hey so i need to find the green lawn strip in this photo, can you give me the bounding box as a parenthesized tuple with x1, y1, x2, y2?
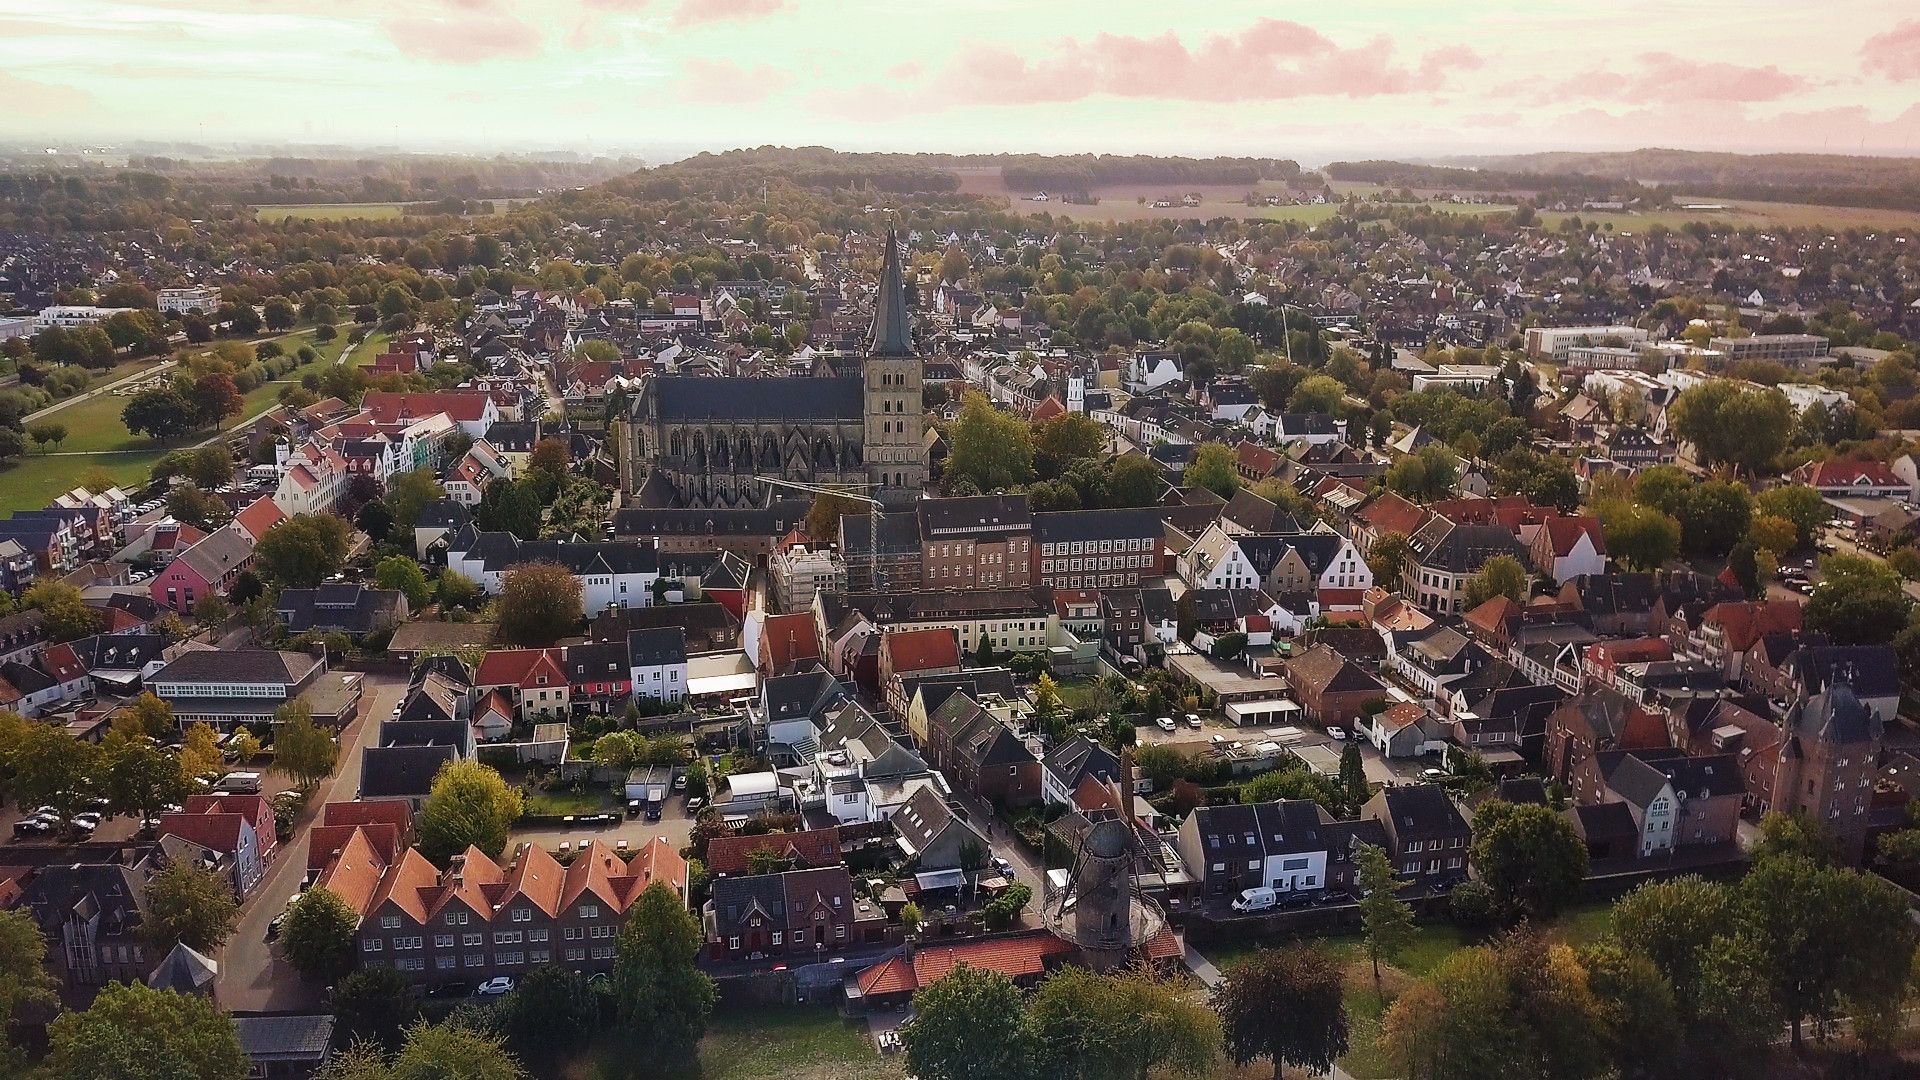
(0, 450, 170, 514)
(523, 789, 608, 816)
(254, 202, 410, 222)
(350, 331, 392, 368)
(678, 1007, 902, 1080)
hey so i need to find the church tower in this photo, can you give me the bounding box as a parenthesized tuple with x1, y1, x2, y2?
(863, 228, 928, 492)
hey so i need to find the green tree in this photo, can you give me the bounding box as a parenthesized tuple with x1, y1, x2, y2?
(1667, 381, 1793, 475)
(1215, 944, 1351, 1080)
(123, 385, 202, 440)
(1184, 442, 1240, 498)
(903, 964, 1044, 1080)
(28, 421, 67, 453)
(495, 561, 584, 646)
(946, 391, 1035, 493)
(382, 1020, 525, 1080)
(1030, 966, 1221, 1080)
(143, 860, 240, 954)
(1339, 741, 1369, 808)
(1240, 766, 1348, 816)
(1749, 514, 1798, 558)
(1365, 531, 1412, 586)
(47, 981, 246, 1080)
(330, 966, 421, 1052)
(1805, 553, 1911, 645)
(1610, 874, 1731, 1019)
(1577, 942, 1682, 1080)
(1598, 501, 1680, 571)
(1107, 454, 1163, 507)
(1357, 843, 1416, 1002)
(1288, 373, 1348, 414)
(282, 886, 360, 980)
(254, 513, 352, 587)
(375, 555, 433, 608)
(0, 906, 56, 1034)
(1755, 484, 1829, 548)
(272, 699, 337, 792)
(494, 964, 596, 1070)
(418, 759, 524, 861)
(1463, 554, 1529, 609)
(1674, 480, 1752, 555)
(1031, 412, 1108, 478)
(385, 469, 444, 534)
(437, 568, 484, 609)
(24, 578, 100, 641)
(1385, 444, 1458, 501)
(612, 881, 717, 1067)
(103, 735, 189, 821)
(11, 722, 100, 824)
(1730, 853, 1918, 1050)
(179, 721, 223, 781)
(1383, 931, 1608, 1080)
(1469, 800, 1589, 919)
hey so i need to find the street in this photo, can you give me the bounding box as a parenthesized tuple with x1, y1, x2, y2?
(216, 672, 406, 1011)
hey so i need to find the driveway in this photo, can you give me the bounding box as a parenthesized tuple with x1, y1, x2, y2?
(215, 672, 407, 1011)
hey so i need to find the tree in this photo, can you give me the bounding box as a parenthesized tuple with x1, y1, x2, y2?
(1469, 800, 1589, 919)
(272, 699, 337, 792)
(0, 907, 56, 1035)
(254, 513, 352, 587)
(143, 861, 239, 954)
(1107, 454, 1163, 507)
(438, 568, 484, 609)
(166, 482, 229, 530)
(527, 436, 569, 480)
(1755, 484, 1828, 548)
(1215, 944, 1350, 1080)
(1386, 444, 1458, 501)
(184, 445, 236, 489)
(1805, 553, 1911, 644)
(46, 980, 246, 1080)
(368, 1020, 526, 1080)
(24, 578, 100, 641)
(385, 469, 443, 533)
(1030, 966, 1220, 1080)
(123, 385, 201, 440)
(475, 477, 542, 538)
(1184, 442, 1240, 498)
(330, 966, 420, 1052)
(1366, 531, 1412, 586)
(1574, 943, 1682, 1080)
(1383, 931, 1608, 1080)
(1730, 853, 1918, 1050)
(495, 561, 583, 646)
(103, 737, 189, 822)
(193, 372, 244, 427)
(806, 490, 870, 543)
(1240, 766, 1348, 815)
(903, 964, 1044, 1080)
(179, 721, 223, 781)
(1339, 742, 1369, 808)
(1749, 514, 1797, 558)
(282, 886, 360, 980)
(375, 555, 433, 608)
(1674, 480, 1752, 555)
(493, 964, 594, 1070)
(1357, 843, 1416, 1003)
(1667, 381, 1792, 475)
(11, 723, 100, 824)
(262, 297, 297, 331)
(1599, 502, 1680, 571)
(1031, 413, 1107, 477)
(1463, 554, 1529, 609)
(418, 759, 524, 861)
(1610, 875, 1731, 1019)
(28, 421, 66, 453)
(118, 691, 177, 739)
(945, 392, 1035, 493)
(612, 881, 717, 1067)
(1890, 546, 1920, 582)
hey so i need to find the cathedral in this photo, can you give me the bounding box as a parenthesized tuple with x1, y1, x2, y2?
(618, 229, 928, 508)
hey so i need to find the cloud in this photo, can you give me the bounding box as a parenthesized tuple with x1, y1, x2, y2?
(1530, 52, 1809, 106)
(671, 0, 789, 29)
(0, 72, 99, 126)
(1863, 20, 1920, 80)
(384, 13, 542, 62)
(937, 19, 1454, 105)
(679, 57, 790, 102)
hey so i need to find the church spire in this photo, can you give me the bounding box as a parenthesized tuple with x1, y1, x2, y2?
(867, 227, 912, 356)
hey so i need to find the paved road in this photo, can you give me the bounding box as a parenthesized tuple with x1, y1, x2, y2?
(215, 672, 407, 1012)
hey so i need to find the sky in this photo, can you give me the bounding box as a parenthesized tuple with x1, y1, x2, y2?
(4, 0, 1920, 162)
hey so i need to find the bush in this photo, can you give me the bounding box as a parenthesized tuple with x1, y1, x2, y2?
(982, 883, 1032, 929)
(1448, 880, 1495, 930)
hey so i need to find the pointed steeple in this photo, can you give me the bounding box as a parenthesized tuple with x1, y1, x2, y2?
(867, 227, 912, 356)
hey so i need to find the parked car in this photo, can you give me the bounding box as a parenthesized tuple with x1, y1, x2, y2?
(1154, 716, 1176, 733)
(992, 856, 1016, 879)
(11, 818, 51, 839)
(1186, 714, 1202, 729)
(1325, 727, 1348, 741)
(476, 976, 515, 996)
(1422, 767, 1448, 780)
(1231, 887, 1278, 912)
(685, 797, 705, 814)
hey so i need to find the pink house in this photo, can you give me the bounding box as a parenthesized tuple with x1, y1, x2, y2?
(157, 794, 278, 896)
(150, 528, 255, 613)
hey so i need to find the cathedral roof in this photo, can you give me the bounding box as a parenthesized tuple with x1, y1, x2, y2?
(869, 227, 913, 356)
(650, 376, 863, 422)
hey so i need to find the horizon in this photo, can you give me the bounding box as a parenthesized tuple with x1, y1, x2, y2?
(4, 1, 1919, 159)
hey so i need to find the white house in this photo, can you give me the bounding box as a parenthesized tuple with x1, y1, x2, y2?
(627, 627, 689, 703)
(1126, 351, 1184, 393)
(443, 528, 662, 613)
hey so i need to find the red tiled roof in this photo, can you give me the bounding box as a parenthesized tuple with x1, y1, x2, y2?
(1542, 515, 1605, 557)
(322, 799, 413, 833)
(1235, 441, 1283, 478)
(361, 390, 495, 424)
(881, 628, 961, 677)
(857, 931, 1075, 997)
(315, 826, 392, 916)
(1704, 600, 1803, 653)
(760, 613, 820, 673)
(475, 648, 566, 690)
(1358, 492, 1429, 538)
(233, 498, 285, 541)
(1803, 459, 1902, 489)
(308, 822, 400, 873)
(707, 828, 844, 876)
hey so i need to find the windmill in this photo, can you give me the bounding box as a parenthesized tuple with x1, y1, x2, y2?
(1039, 750, 1167, 972)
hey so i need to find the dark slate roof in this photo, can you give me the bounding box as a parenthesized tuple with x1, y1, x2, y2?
(1785, 645, 1899, 700)
(1788, 679, 1883, 748)
(418, 498, 472, 532)
(918, 495, 1031, 538)
(1409, 519, 1529, 572)
(234, 1015, 336, 1062)
(23, 862, 147, 938)
(485, 421, 540, 452)
(1375, 784, 1466, 839)
(556, 640, 628, 684)
(627, 626, 688, 668)
(66, 633, 169, 670)
(710, 872, 788, 936)
(764, 670, 854, 726)
(611, 500, 807, 539)
(358, 744, 456, 799)
(1221, 490, 1301, 534)
(650, 375, 864, 422)
(150, 648, 321, 687)
(275, 586, 406, 636)
(1032, 507, 1162, 543)
(1043, 735, 1118, 788)
(1571, 801, 1639, 844)
(869, 227, 914, 355)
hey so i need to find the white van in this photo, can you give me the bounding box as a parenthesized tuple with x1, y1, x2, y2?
(213, 771, 263, 795)
(1231, 887, 1278, 912)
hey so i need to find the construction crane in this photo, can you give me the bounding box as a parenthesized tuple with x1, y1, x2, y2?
(756, 477, 889, 592)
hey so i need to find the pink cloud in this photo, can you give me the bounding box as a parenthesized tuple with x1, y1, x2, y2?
(937, 19, 1456, 105)
(1863, 20, 1920, 80)
(1531, 52, 1808, 106)
(680, 57, 790, 102)
(385, 14, 542, 62)
(885, 60, 925, 80)
(672, 0, 788, 28)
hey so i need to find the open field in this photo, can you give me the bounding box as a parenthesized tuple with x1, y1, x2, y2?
(350, 330, 392, 367)
(1206, 899, 1614, 1079)
(255, 199, 533, 223)
(567, 1006, 904, 1080)
(0, 328, 343, 512)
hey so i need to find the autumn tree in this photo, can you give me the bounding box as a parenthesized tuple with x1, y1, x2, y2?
(495, 561, 584, 646)
(254, 513, 352, 587)
(143, 861, 240, 954)
(1215, 944, 1351, 1080)
(24, 578, 100, 641)
(272, 699, 337, 792)
(945, 391, 1034, 494)
(417, 759, 524, 861)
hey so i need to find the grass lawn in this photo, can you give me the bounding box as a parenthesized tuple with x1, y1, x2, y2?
(523, 788, 610, 816)
(350, 331, 391, 368)
(566, 1007, 902, 1080)
(1206, 899, 1614, 1079)
(255, 202, 413, 222)
(0, 450, 171, 514)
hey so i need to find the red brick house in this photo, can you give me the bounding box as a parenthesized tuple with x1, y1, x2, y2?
(1286, 644, 1390, 729)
